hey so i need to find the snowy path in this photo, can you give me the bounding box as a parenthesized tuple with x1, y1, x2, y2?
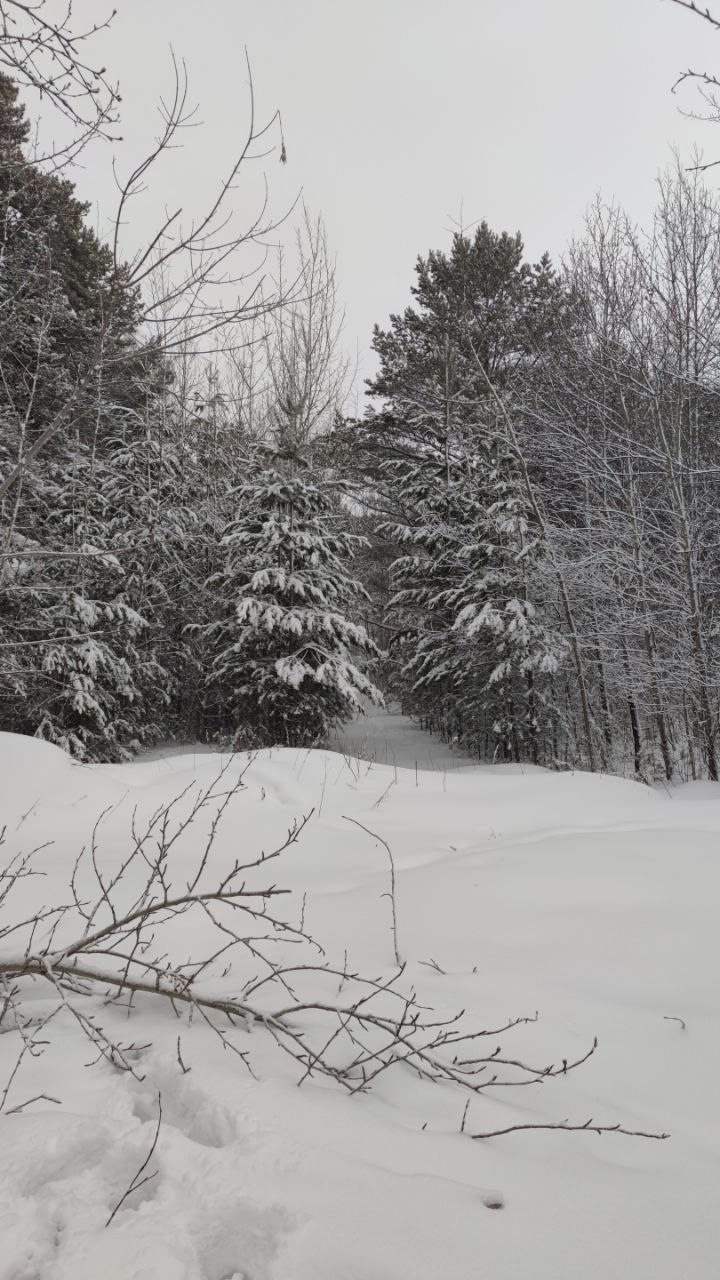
(142, 707, 487, 773)
(328, 704, 482, 771)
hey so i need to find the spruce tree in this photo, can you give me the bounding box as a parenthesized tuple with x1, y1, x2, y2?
(203, 409, 382, 748)
(450, 454, 565, 762)
(7, 440, 152, 759)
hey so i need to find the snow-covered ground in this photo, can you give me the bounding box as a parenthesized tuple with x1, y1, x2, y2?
(329, 704, 481, 770)
(141, 705, 481, 772)
(1, 724, 719, 1279)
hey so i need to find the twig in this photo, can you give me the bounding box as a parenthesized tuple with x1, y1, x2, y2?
(6, 1093, 61, 1114)
(471, 1118, 670, 1140)
(176, 1036, 191, 1073)
(460, 1098, 470, 1133)
(105, 1092, 163, 1227)
(668, 0, 720, 32)
(342, 814, 402, 966)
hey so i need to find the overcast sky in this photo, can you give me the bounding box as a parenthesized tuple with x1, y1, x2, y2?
(64, 0, 717, 397)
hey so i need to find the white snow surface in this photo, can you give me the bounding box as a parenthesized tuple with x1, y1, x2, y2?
(329, 705, 481, 771)
(0, 721, 719, 1278)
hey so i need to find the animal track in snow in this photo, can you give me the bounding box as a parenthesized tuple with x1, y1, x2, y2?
(0, 1058, 298, 1280)
(127, 1057, 240, 1149)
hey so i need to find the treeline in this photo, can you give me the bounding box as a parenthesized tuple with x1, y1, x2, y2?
(0, 73, 379, 758)
(351, 167, 720, 781)
(2, 57, 720, 780)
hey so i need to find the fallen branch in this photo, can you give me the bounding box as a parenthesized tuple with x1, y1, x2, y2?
(0, 768, 667, 1143)
(471, 1117, 670, 1140)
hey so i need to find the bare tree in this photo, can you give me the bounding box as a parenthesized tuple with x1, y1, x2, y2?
(666, 0, 720, 170)
(263, 207, 351, 448)
(521, 158, 720, 780)
(0, 0, 120, 166)
(0, 51, 293, 506)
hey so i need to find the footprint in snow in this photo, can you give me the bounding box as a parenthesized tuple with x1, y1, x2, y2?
(0, 1052, 300, 1280)
(127, 1057, 239, 1149)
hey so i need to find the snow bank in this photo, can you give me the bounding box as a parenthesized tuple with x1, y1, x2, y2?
(0, 730, 718, 1279)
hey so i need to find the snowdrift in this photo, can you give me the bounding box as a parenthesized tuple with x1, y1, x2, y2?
(0, 730, 718, 1279)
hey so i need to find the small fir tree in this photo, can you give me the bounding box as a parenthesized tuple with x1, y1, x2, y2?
(204, 419, 382, 747)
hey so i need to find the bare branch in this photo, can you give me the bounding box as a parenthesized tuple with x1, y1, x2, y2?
(471, 1117, 670, 1140)
(342, 814, 402, 966)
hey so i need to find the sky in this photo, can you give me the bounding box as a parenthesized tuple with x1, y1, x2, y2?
(38, 0, 720, 399)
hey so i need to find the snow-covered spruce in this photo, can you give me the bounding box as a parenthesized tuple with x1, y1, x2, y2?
(203, 460, 382, 746)
(384, 445, 564, 763)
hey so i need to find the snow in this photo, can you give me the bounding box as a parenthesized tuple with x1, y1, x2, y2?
(1, 722, 719, 1278)
(330, 704, 482, 770)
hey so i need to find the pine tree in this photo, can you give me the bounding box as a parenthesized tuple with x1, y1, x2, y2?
(363, 223, 565, 761)
(0, 73, 173, 758)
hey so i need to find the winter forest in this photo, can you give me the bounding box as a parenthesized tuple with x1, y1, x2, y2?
(3, 18, 720, 783)
(1, 4, 720, 1279)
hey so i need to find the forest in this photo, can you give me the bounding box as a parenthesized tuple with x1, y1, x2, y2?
(2, 34, 720, 783)
(1, 6, 720, 1279)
